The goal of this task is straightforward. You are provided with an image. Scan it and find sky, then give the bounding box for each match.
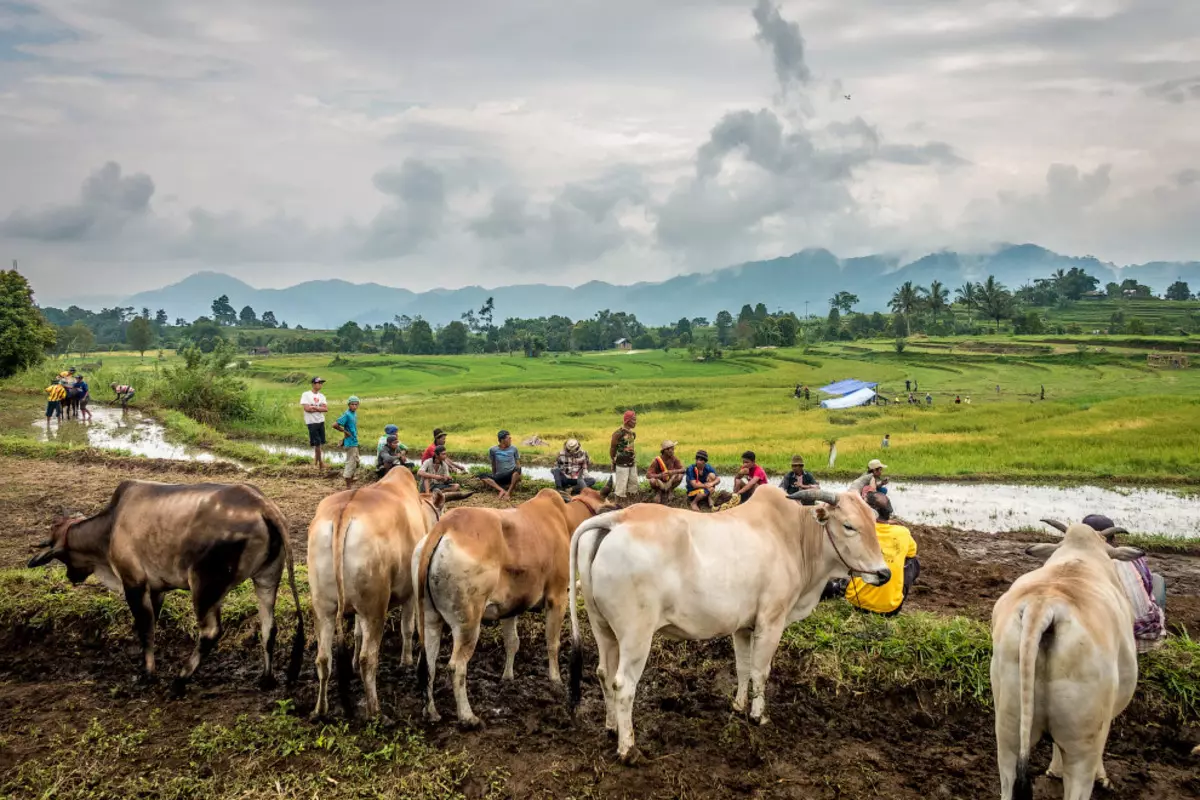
[1,0,1198,305]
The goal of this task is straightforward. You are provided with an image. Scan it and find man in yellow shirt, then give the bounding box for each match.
[844,492,919,617]
[45,382,67,421]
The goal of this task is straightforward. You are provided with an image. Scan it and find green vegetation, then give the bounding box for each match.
[0,269,56,378]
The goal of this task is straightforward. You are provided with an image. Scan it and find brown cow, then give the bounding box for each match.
[415,486,610,727]
[27,480,304,693]
[308,466,461,718]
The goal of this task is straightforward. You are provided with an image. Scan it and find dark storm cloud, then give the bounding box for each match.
[358,160,448,259]
[752,0,811,91]
[1176,168,1200,188]
[1145,75,1200,104]
[879,141,969,167]
[0,161,154,241]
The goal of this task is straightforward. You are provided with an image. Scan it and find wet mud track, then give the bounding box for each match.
[2,455,1198,798]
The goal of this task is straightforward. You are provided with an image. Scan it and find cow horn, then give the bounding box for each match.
[1040,518,1068,533]
[788,490,839,506]
[438,490,474,502]
[600,480,613,498]
[1098,526,1128,543]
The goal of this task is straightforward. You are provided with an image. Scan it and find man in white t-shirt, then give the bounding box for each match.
[300,376,329,471]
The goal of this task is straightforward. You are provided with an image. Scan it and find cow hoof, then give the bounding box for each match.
[750,714,770,727]
[1097,777,1112,790]
[732,699,745,713]
[423,707,441,723]
[169,678,189,699]
[1045,769,1061,780]
[458,715,485,731]
[618,746,644,766]
[258,674,279,691]
[501,672,515,682]
[549,676,562,686]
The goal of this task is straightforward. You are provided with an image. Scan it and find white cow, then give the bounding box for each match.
[991,519,1144,800]
[567,487,890,763]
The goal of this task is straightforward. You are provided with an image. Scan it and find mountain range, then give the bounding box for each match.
[48,245,1200,329]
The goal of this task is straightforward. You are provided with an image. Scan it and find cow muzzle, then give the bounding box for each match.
[859,566,891,587]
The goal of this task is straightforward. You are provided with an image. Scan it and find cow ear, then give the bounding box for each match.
[1107,545,1145,562]
[1024,543,1060,560]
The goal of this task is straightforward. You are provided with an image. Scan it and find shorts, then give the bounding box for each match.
[46,400,62,418]
[613,465,638,497]
[428,480,456,493]
[489,470,519,488]
[79,395,89,409]
[307,422,326,447]
[342,446,360,479]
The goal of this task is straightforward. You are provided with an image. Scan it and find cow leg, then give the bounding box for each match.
[613,631,653,764]
[545,596,566,684]
[501,617,519,681]
[588,613,620,735]
[450,622,483,729]
[399,596,416,668]
[125,586,158,681]
[312,604,336,718]
[747,619,786,726]
[252,575,280,690]
[1048,742,1063,779]
[420,608,445,722]
[173,572,229,695]
[352,615,364,675]
[358,612,387,719]
[731,628,752,713]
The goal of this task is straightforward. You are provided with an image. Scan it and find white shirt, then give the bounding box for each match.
[300,390,327,425]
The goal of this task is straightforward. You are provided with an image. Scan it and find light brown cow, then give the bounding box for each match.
[308,467,456,718]
[415,486,610,727]
[28,480,304,694]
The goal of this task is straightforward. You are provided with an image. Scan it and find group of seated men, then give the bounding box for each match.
[374,426,524,500]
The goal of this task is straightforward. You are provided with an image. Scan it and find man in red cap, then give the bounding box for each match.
[609,409,638,504]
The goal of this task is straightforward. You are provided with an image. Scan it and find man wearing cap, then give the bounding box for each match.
[732,450,768,501]
[553,438,594,494]
[609,410,638,503]
[419,445,461,493]
[849,459,888,499]
[300,377,329,471]
[780,456,819,495]
[685,450,720,511]
[483,429,522,500]
[646,440,685,504]
[1082,514,1166,652]
[332,396,361,489]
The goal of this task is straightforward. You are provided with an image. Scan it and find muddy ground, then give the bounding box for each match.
[1,454,1198,798]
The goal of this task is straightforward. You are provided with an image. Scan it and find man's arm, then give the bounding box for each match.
[609,430,619,464]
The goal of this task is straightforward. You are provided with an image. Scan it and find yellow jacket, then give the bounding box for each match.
[845,522,917,613]
[45,384,67,402]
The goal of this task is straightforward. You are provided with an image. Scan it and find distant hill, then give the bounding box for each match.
[62,245,1200,328]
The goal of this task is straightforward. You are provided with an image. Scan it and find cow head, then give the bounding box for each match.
[572,486,616,515]
[789,490,891,586]
[1028,520,1145,562]
[28,515,95,584]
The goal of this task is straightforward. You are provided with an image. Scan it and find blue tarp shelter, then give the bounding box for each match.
[818,379,878,396]
[820,386,878,409]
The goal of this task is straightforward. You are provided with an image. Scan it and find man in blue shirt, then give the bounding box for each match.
[685,450,720,512]
[332,396,360,489]
[75,374,93,421]
[484,429,522,501]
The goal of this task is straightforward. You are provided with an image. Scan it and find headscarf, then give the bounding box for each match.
[622,410,636,426]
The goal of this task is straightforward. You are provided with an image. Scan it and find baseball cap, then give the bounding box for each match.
[384,424,399,435]
[868,459,887,470]
[661,440,677,451]
[311,376,325,384]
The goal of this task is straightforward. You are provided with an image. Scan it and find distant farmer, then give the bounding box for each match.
[732,450,767,500]
[779,455,818,494]
[300,376,328,471]
[1040,384,1045,400]
[332,395,360,489]
[44,380,67,421]
[995,384,1001,395]
[804,386,810,402]
[74,373,92,421]
[844,492,919,617]
[376,435,406,480]
[850,459,888,498]
[685,449,720,511]
[647,440,685,504]
[609,410,638,504]
[553,438,595,494]
[1082,514,1166,652]
[965,395,972,404]
[483,429,522,500]
[905,379,911,392]
[925,392,933,405]
[418,444,461,493]
[955,395,961,404]
[881,433,890,449]
[110,382,135,409]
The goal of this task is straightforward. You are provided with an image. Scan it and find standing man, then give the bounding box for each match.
[1040,384,1045,400]
[925,392,933,405]
[849,459,888,498]
[483,429,522,500]
[685,450,720,511]
[732,450,768,501]
[75,373,92,421]
[609,410,638,504]
[881,433,890,449]
[905,379,911,392]
[44,380,67,422]
[300,376,329,471]
[553,438,595,494]
[332,396,360,489]
[780,455,819,494]
[646,440,685,504]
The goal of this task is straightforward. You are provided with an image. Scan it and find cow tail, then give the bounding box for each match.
[332,498,357,716]
[415,524,450,697]
[568,513,616,713]
[265,507,305,687]
[1015,601,1055,800]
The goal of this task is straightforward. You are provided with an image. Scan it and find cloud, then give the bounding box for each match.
[1144,75,1200,104]
[358,160,448,258]
[752,0,811,92]
[1045,163,1112,208]
[0,162,154,241]
[1176,168,1200,188]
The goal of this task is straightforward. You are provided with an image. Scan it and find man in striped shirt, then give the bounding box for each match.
[44,382,67,420]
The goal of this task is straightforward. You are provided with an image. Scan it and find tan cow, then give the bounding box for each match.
[308,467,455,718]
[415,486,610,728]
[567,487,889,763]
[991,520,1144,800]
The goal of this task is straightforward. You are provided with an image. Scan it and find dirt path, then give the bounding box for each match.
[2,454,1198,798]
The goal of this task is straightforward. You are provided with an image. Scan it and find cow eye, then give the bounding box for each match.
[843,524,857,533]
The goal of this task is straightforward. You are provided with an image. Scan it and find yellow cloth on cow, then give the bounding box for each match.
[845,522,917,614]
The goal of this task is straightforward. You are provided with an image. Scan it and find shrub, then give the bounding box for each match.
[148,342,254,425]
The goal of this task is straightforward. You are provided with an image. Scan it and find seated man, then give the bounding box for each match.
[1082,514,1166,652]
[841,492,919,617]
[732,450,767,501]
[646,440,685,504]
[685,450,720,511]
[553,438,595,494]
[482,429,522,500]
[779,455,818,494]
[376,435,406,479]
[418,445,461,493]
[848,459,888,499]
[377,424,401,456]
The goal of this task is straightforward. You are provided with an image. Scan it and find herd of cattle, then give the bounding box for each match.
[26,467,1188,799]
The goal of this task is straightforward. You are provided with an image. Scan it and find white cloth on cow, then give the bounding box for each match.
[1113,560,1165,653]
[613,465,638,497]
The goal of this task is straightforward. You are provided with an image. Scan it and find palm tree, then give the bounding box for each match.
[955,282,978,324]
[976,275,1013,333]
[927,280,949,323]
[889,281,922,319]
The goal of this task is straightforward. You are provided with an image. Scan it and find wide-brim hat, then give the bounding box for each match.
[565,438,581,453]
[791,455,804,466]
[661,440,677,451]
[868,459,887,470]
